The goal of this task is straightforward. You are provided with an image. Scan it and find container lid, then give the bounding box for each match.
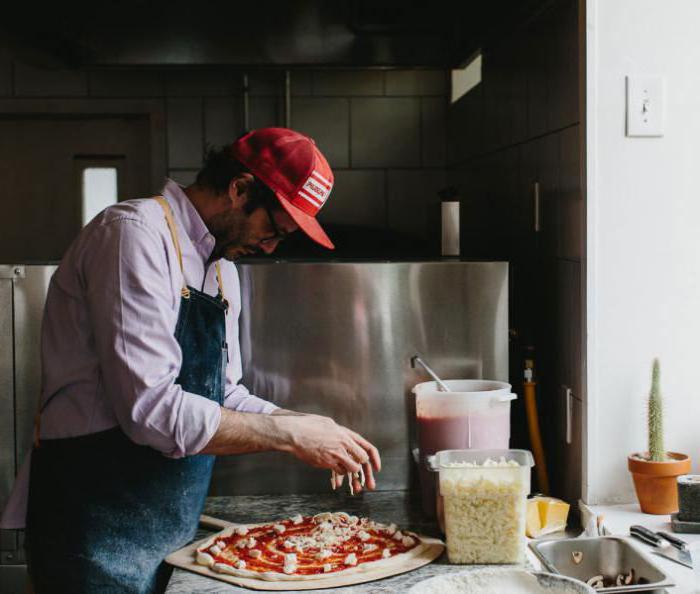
[413,380,516,413]
[413,379,512,395]
[431,449,535,470]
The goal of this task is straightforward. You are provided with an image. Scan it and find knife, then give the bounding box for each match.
[630,525,693,568]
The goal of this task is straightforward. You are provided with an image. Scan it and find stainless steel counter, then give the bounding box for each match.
[165,491,525,593]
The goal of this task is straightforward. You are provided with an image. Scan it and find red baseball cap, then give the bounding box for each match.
[231,127,335,249]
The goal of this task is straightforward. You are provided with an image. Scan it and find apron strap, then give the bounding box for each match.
[155,196,191,299]
[214,262,228,310]
[154,197,227,305]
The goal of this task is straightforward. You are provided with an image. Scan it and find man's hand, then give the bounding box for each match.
[198,409,381,493]
[274,414,381,493]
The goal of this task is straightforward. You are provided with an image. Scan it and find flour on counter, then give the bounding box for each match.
[409,569,585,594]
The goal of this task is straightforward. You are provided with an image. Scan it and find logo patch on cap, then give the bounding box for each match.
[298,170,333,209]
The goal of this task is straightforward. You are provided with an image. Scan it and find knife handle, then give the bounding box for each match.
[630,524,664,546]
[657,530,688,550]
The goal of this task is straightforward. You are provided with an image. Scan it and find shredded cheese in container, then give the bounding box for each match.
[440,456,529,564]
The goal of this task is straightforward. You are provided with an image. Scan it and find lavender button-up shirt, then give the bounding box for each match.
[0,179,277,529]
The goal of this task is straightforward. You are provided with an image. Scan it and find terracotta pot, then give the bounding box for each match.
[628,452,691,515]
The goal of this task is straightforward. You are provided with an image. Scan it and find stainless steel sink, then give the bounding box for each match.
[529,536,675,593]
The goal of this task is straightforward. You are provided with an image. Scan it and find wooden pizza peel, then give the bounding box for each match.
[166,514,445,591]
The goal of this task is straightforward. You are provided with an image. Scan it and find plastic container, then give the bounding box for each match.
[428,449,534,565]
[413,379,517,516]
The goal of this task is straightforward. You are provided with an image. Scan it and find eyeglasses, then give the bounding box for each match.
[260,204,291,245]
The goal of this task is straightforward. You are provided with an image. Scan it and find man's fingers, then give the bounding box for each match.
[335,450,362,474]
[343,439,370,467]
[362,461,376,490]
[347,430,382,472]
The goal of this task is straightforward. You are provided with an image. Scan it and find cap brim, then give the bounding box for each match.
[276,193,335,250]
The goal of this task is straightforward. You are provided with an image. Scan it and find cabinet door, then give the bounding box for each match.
[525,15,550,139]
[547,0,580,131]
[550,384,583,504]
[556,125,583,260]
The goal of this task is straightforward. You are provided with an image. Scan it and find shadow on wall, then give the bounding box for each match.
[254,224,436,260]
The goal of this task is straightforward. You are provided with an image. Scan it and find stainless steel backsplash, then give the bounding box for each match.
[210,261,509,495]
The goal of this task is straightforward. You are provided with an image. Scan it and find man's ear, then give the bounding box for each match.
[227,173,255,206]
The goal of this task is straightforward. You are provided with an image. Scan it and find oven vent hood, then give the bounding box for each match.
[1,0,549,69]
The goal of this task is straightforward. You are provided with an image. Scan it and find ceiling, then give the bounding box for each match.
[2,0,551,69]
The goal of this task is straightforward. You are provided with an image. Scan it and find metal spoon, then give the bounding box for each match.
[410,355,451,392]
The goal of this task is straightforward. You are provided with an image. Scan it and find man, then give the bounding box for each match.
[0,127,381,594]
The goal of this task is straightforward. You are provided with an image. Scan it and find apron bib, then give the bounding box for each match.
[26,197,228,594]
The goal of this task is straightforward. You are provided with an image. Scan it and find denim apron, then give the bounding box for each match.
[26,196,228,594]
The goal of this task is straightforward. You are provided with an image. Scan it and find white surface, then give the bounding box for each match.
[626,75,665,137]
[82,167,117,225]
[590,503,700,592]
[585,0,700,505]
[451,54,481,104]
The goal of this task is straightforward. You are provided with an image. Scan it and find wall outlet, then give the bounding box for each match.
[626,75,665,137]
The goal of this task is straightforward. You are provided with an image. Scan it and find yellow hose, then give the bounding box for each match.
[524,380,550,494]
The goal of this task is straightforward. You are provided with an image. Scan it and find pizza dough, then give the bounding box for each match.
[195,511,429,582]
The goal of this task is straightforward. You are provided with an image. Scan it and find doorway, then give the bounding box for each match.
[0,114,152,262]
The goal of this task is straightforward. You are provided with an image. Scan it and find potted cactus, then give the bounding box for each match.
[628,359,691,514]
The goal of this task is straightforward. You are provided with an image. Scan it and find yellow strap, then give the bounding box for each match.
[215,261,227,306]
[155,196,190,299]
[155,196,227,304]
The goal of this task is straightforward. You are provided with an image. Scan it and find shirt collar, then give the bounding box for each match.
[161,179,215,259]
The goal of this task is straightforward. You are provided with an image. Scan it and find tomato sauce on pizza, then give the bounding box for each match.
[196,511,421,577]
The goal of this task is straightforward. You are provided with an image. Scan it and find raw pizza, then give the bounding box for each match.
[195,511,427,582]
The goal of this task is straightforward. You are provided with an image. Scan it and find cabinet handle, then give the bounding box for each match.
[534,181,541,232]
[564,386,573,444]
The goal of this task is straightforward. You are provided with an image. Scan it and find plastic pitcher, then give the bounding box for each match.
[412,379,517,516]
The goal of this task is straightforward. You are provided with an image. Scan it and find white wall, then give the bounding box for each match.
[586,0,700,504]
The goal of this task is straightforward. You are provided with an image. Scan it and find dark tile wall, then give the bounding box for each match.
[0,48,12,96]
[0,59,448,258]
[447,0,584,501]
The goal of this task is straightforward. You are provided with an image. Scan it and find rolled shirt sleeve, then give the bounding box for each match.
[83,216,221,458]
[224,382,278,414]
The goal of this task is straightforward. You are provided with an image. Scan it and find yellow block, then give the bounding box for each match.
[526,497,570,538]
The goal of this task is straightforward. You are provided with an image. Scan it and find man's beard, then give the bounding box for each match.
[207,210,253,260]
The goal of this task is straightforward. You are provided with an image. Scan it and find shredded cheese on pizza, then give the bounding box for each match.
[195,511,421,578]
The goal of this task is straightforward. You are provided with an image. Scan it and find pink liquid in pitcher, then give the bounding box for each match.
[417,410,510,517]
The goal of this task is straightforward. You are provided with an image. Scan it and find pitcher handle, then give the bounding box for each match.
[425,454,439,472]
[496,393,517,403]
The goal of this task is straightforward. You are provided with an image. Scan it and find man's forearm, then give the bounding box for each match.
[271,408,307,416]
[196,408,382,494]
[198,408,292,456]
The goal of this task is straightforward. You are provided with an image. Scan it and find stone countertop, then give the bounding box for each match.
[165,491,525,593]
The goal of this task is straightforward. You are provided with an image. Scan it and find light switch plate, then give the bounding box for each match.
[626,75,665,137]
